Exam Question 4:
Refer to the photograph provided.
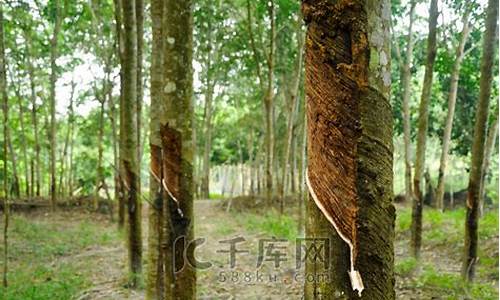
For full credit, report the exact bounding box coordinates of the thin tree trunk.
[279,23,304,212]
[121,0,142,286]
[25,31,41,197]
[410,0,438,259]
[302,0,395,298]
[298,98,306,234]
[7,130,19,198]
[395,1,416,204]
[49,0,62,210]
[113,0,126,228]
[162,0,196,298]
[146,0,165,297]
[13,84,29,197]
[0,4,9,286]
[136,0,144,193]
[479,115,498,216]
[238,140,245,195]
[201,84,214,199]
[435,10,471,210]
[463,0,498,280]
[94,96,105,209]
[58,82,75,199]
[247,131,255,196]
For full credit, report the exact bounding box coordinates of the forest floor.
[0,198,498,299]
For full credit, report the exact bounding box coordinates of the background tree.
[462,0,498,282]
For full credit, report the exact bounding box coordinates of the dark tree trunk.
[411,0,438,259]
[121,0,142,286]
[462,0,498,282]
[302,0,395,298]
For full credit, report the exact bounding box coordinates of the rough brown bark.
[121,0,142,285]
[410,0,438,259]
[462,0,498,281]
[49,0,62,210]
[302,0,395,298]
[435,10,471,210]
[162,0,196,298]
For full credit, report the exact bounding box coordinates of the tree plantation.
[0,0,498,299]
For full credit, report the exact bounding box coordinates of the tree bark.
[13,83,29,197]
[435,10,471,210]
[395,1,416,204]
[479,115,498,215]
[410,0,438,259]
[1,4,9,286]
[136,0,144,190]
[113,0,126,229]
[121,0,142,286]
[24,31,41,197]
[279,22,304,212]
[463,0,498,280]
[302,0,395,298]
[146,0,165,297]
[49,0,62,210]
[162,0,196,298]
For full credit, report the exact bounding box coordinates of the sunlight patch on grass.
[239,211,298,240]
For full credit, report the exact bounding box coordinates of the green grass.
[411,265,498,300]
[0,214,120,300]
[209,193,225,200]
[239,210,298,240]
[395,257,418,276]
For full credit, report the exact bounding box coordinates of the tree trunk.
[113,0,126,229]
[398,1,416,204]
[49,0,62,210]
[410,0,438,259]
[247,131,255,195]
[13,85,29,197]
[136,0,144,192]
[298,100,306,234]
[7,129,20,198]
[302,0,395,298]
[279,22,304,212]
[200,83,214,199]
[58,82,75,199]
[479,115,498,215]
[161,0,196,298]
[121,0,142,286]
[1,4,10,286]
[463,0,498,280]
[146,0,165,297]
[94,96,105,210]
[435,10,471,210]
[25,31,41,197]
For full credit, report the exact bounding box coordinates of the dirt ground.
[6,200,499,299]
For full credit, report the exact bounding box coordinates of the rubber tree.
[146,0,165,297]
[1,3,10,287]
[462,0,498,282]
[161,0,196,298]
[49,0,62,210]
[410,0,438,259]
[435,9,472,210]
[120,0,142,286]
[302,0,395,298]
[393,1,416,204]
